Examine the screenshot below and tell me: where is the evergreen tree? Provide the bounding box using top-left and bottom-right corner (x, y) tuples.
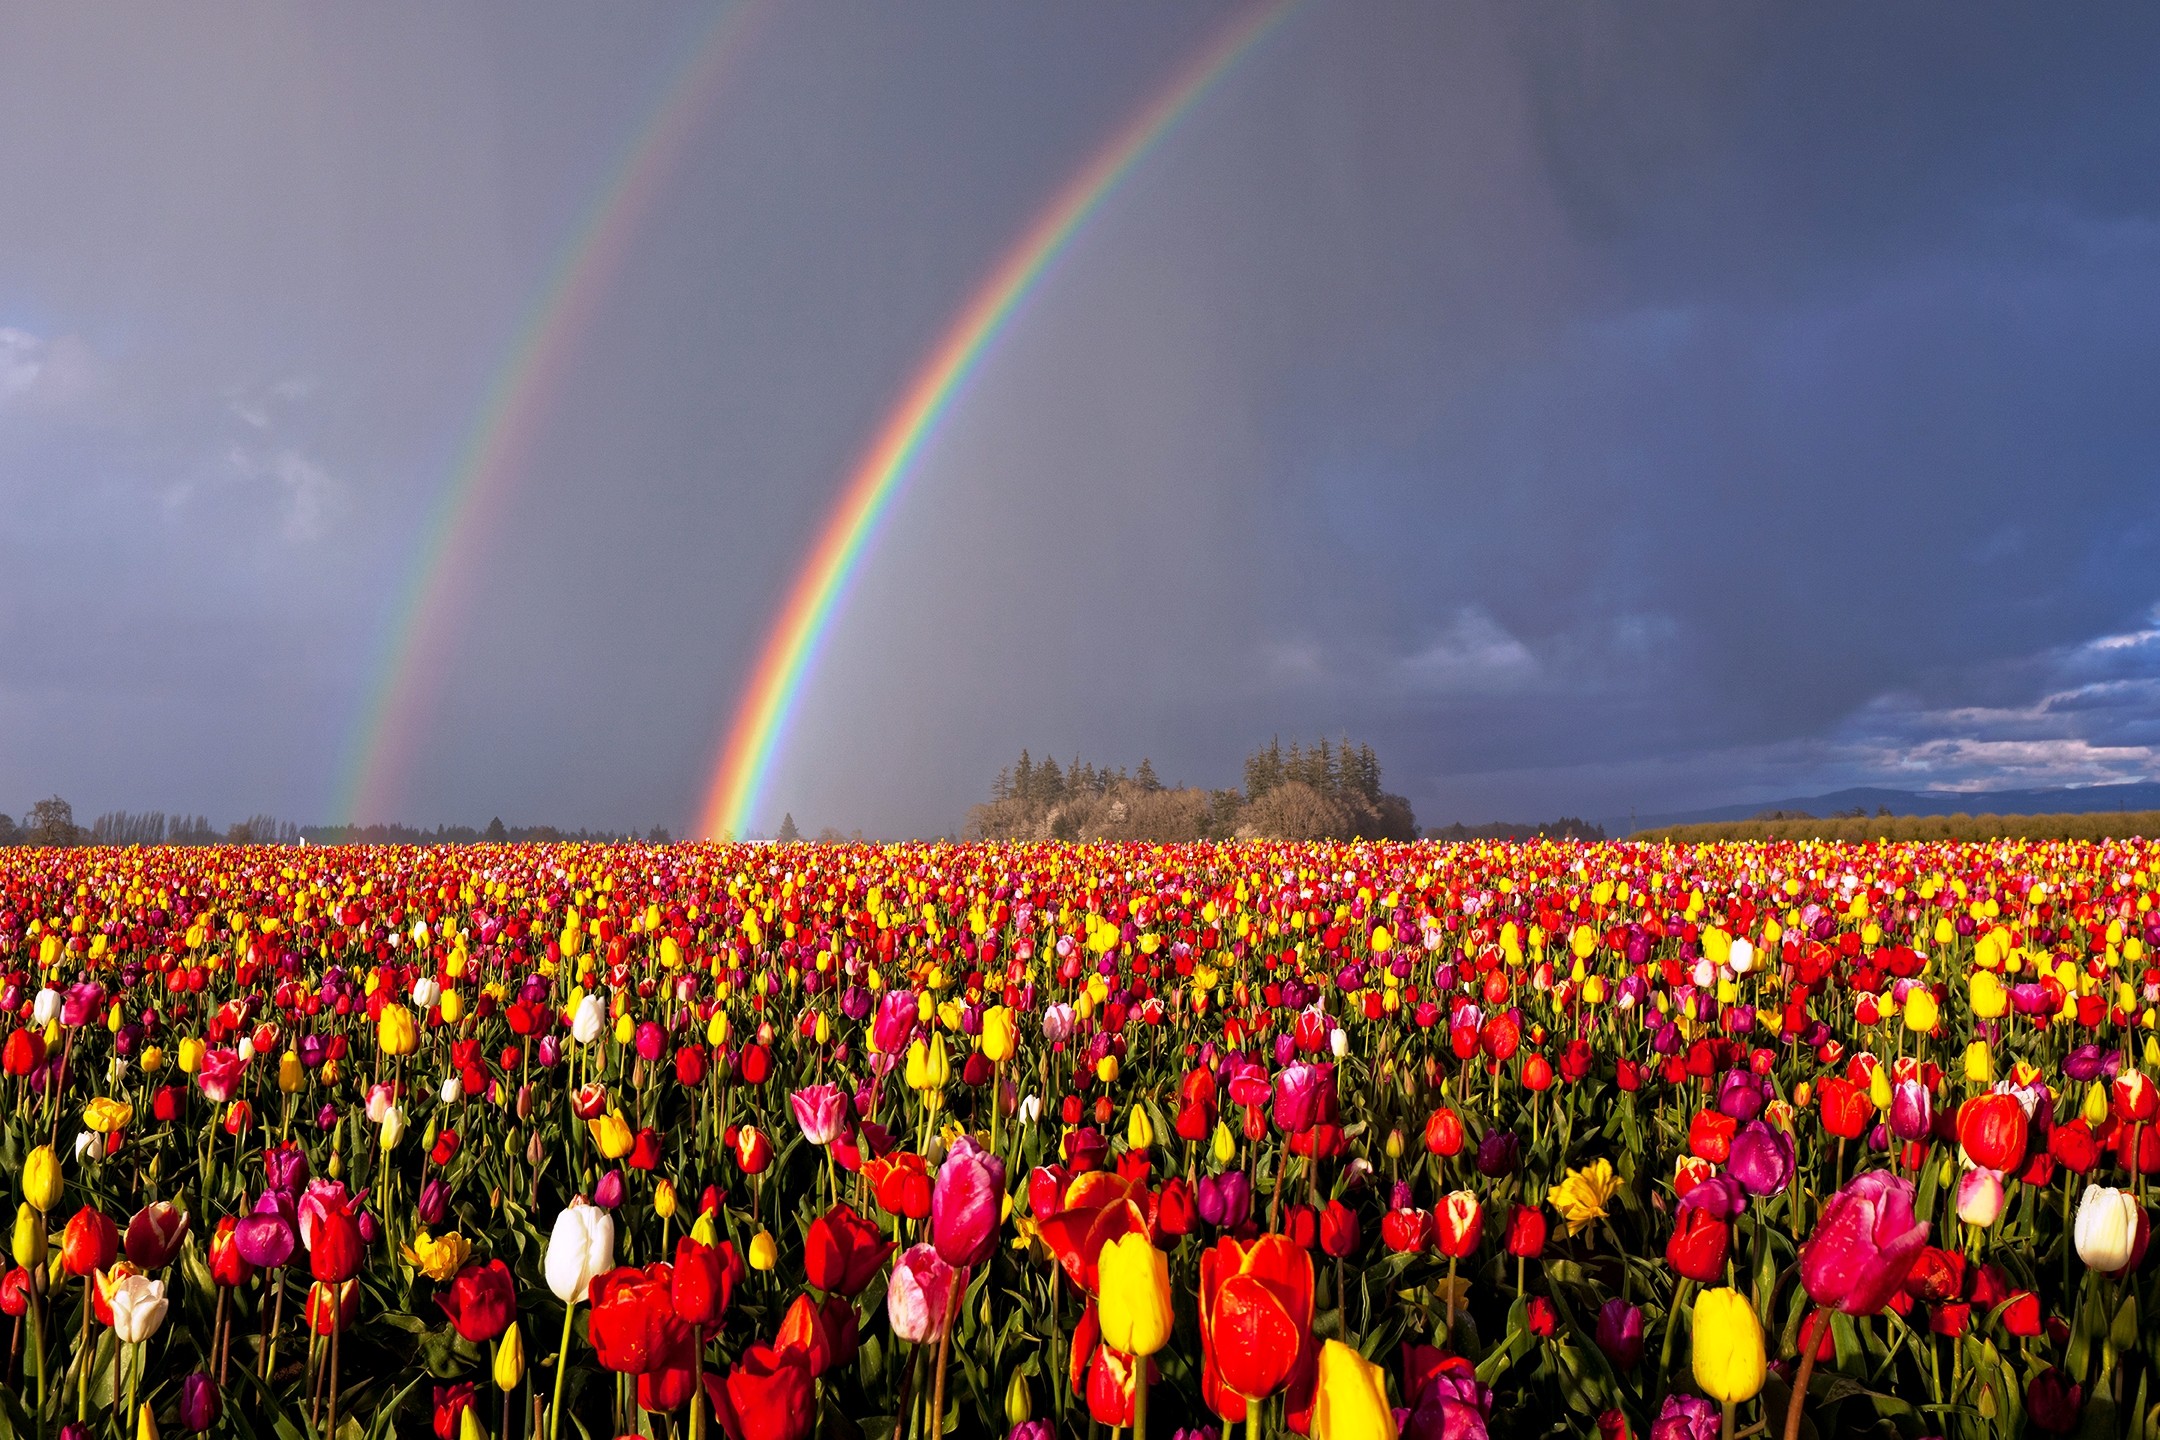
(1014, 750), (1035, 803)
(777, 812), (802, 843)
(992, 767), (1012, 802)
(1038, 755), (1065, 802)
(485, 817), (508, 841)
(1136, 757), (1162, 792)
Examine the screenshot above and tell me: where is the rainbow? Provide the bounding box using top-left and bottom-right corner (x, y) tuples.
(336, 2), (765, 824)
(699, 0), (1298, 840)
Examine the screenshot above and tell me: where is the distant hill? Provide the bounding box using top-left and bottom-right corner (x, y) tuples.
(1606, 781), (2160, 837)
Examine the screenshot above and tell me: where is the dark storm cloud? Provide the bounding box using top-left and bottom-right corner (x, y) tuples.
(1, 2), (2156, 834)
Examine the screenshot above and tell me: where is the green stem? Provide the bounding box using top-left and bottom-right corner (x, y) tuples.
(548, 1301), (578, 1440)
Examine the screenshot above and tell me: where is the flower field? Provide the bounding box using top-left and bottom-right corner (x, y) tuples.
(2, 837), (2159, 1440)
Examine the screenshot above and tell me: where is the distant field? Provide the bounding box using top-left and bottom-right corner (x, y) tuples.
(1638, 808), (2160, 843)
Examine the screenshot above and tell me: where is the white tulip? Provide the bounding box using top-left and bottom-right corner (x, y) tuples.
(412, 977), (442, 1011)
(570, 994), (605, 1046)
(237, 1038), (256, 1062)
(1017, 1095), (1042, 1125)
(543, 1200), (615, 1304)
(31, 989), (59, 1026)
(1728, 939), (1756, 975)
(2075, 1184), (2143, 1272)
(1691, 959), (1715, 989)
(109, 1274), (169, 1344)
(439, 1074), (464, 1105)
(1329, 1027), (1349, 1059)
(378, 1104), (407, 1151)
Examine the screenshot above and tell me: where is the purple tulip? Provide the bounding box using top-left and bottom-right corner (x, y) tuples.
(592, 1170), (625, 1210)
(1196, 1171), (1252, 1229)
(1727, 1122), (1796, 1197)
(1889, 1080), (1932, 1142)
(180, 1373), (221, 1433)
(1474, 1129), (1520, 1178)
(265, 1144), (310, 1196)
(417, 1178), (449, 1227)
(1716, 1070), (1767, 1122)
(1649, 1395), (1719, 1440)
(1678, 1174), (1748, 1221)
(1595, 1298), (1643, 1370)
(234, 1195), (297, 1269)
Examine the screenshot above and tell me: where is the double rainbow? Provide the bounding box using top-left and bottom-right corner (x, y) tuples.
(336, 3), (765, 824)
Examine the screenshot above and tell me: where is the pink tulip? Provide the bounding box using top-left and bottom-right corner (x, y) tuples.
(871, 993), (917, 1057)
(789, 1084), (849, 1148)
(196, 1048), (248, 1104)
(886, 1244), (961, 1344)
(1801, 1170), (1929, 1315)
(1272, 1062), (1334, 1134)
(930, 1136), (1005, 1269)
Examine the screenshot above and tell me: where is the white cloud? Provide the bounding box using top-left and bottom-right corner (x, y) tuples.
(220, 444), (344, 542)
(1393, 608), (1540, 695)
(0, 328), (97, 410)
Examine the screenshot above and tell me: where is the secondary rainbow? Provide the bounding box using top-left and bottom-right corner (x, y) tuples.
(700, 0), (1297, 840)
(337, 2), (764, 824)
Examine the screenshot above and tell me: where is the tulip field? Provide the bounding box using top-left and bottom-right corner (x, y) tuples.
(6, 838), (2160, 1440)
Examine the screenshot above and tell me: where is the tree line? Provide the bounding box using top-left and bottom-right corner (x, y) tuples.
(966, 736), (1418, 842)
(0, 798), (672, 848)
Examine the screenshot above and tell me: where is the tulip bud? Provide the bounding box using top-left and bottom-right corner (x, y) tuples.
(1210, 1121), (1236, 1167)
(1004, 1369), (1032, 1428)
(22, 1146), (62, 1213)
(493, 1322), (525, 1391)
(12, 1206), (46, 1269)
(748, 1229), (777, 1271)
(1126, 1106), (1152, 1151)
(654, 1181), (677, 1219)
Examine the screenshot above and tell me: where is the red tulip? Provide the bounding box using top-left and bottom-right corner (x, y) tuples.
(1665, 1208), (1729, 1282)
(1818, 1077), (1873, 1140)
(1956, 1093), (2030, 1172)
(61, 1208), (120, 1278)
(1321, 1199), (1363, 1258)
(1435, 1192), (1482, 1258)
(802, 1206), (889, 1299)
(1198, 1234), (1315, 1417)
(437, 1260), (516, 1344)
(1503, 1205), (1547, 1259)
(306, 1198), (365, 1285)
(125, 1202), (191, 1271)
(1423, 1108), (1464, 1157)
(864, 1153), (933, 1220)
(1379, 1208), (1429, 1256)
(589, 1264), (690, 1374)
(209, 1218), (254, 1289)
(712, 1342), (815, 1440)
(774, 1292), (859, 1378)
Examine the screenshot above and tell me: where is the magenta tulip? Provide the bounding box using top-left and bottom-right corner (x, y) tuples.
(1801, 1170), (1929, 1315)
(930, 1136), (1004, 1269)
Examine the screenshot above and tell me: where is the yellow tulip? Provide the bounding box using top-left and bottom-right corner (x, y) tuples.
(12, 1205), (45, 1269)
(1969, 971), (2007, 1019)
(378, 1004), (419, 1057)
(1691, 1287), (1766, 1404)
(493, 1321), (525, 1391)
(402, 1229), (472, 1282)
(1903, 988), (1941, 1034)
(177, 1037), (204, 1074)
(1127, 1105), (1154, 1150)
(980, 1006), (1017, 1064)
(1211, 1121), (1237, 1167)
(82, 1097), (133, 1133)
(1962, 1041), (1993, 1085)
(588, 1111), (634, 1160)
(279, 1051), (306, 1094)
(1312, 1339), (1397, 1440)
(748, 1229), (777, 1271)
(22, 1146), (61, 1213)
(654, 1180), (678, 1220)
(1096, 1233), (1172, 1357)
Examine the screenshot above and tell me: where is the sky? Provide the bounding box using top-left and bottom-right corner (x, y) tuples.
(3, 2), (2159, 838)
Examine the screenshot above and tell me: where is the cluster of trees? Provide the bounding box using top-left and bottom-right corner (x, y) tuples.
(1425, 817), (1607, 842)
(966, 737), (1417, 842)
(0, 799), (672, 848)
(1750, 805), (1893, 822)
